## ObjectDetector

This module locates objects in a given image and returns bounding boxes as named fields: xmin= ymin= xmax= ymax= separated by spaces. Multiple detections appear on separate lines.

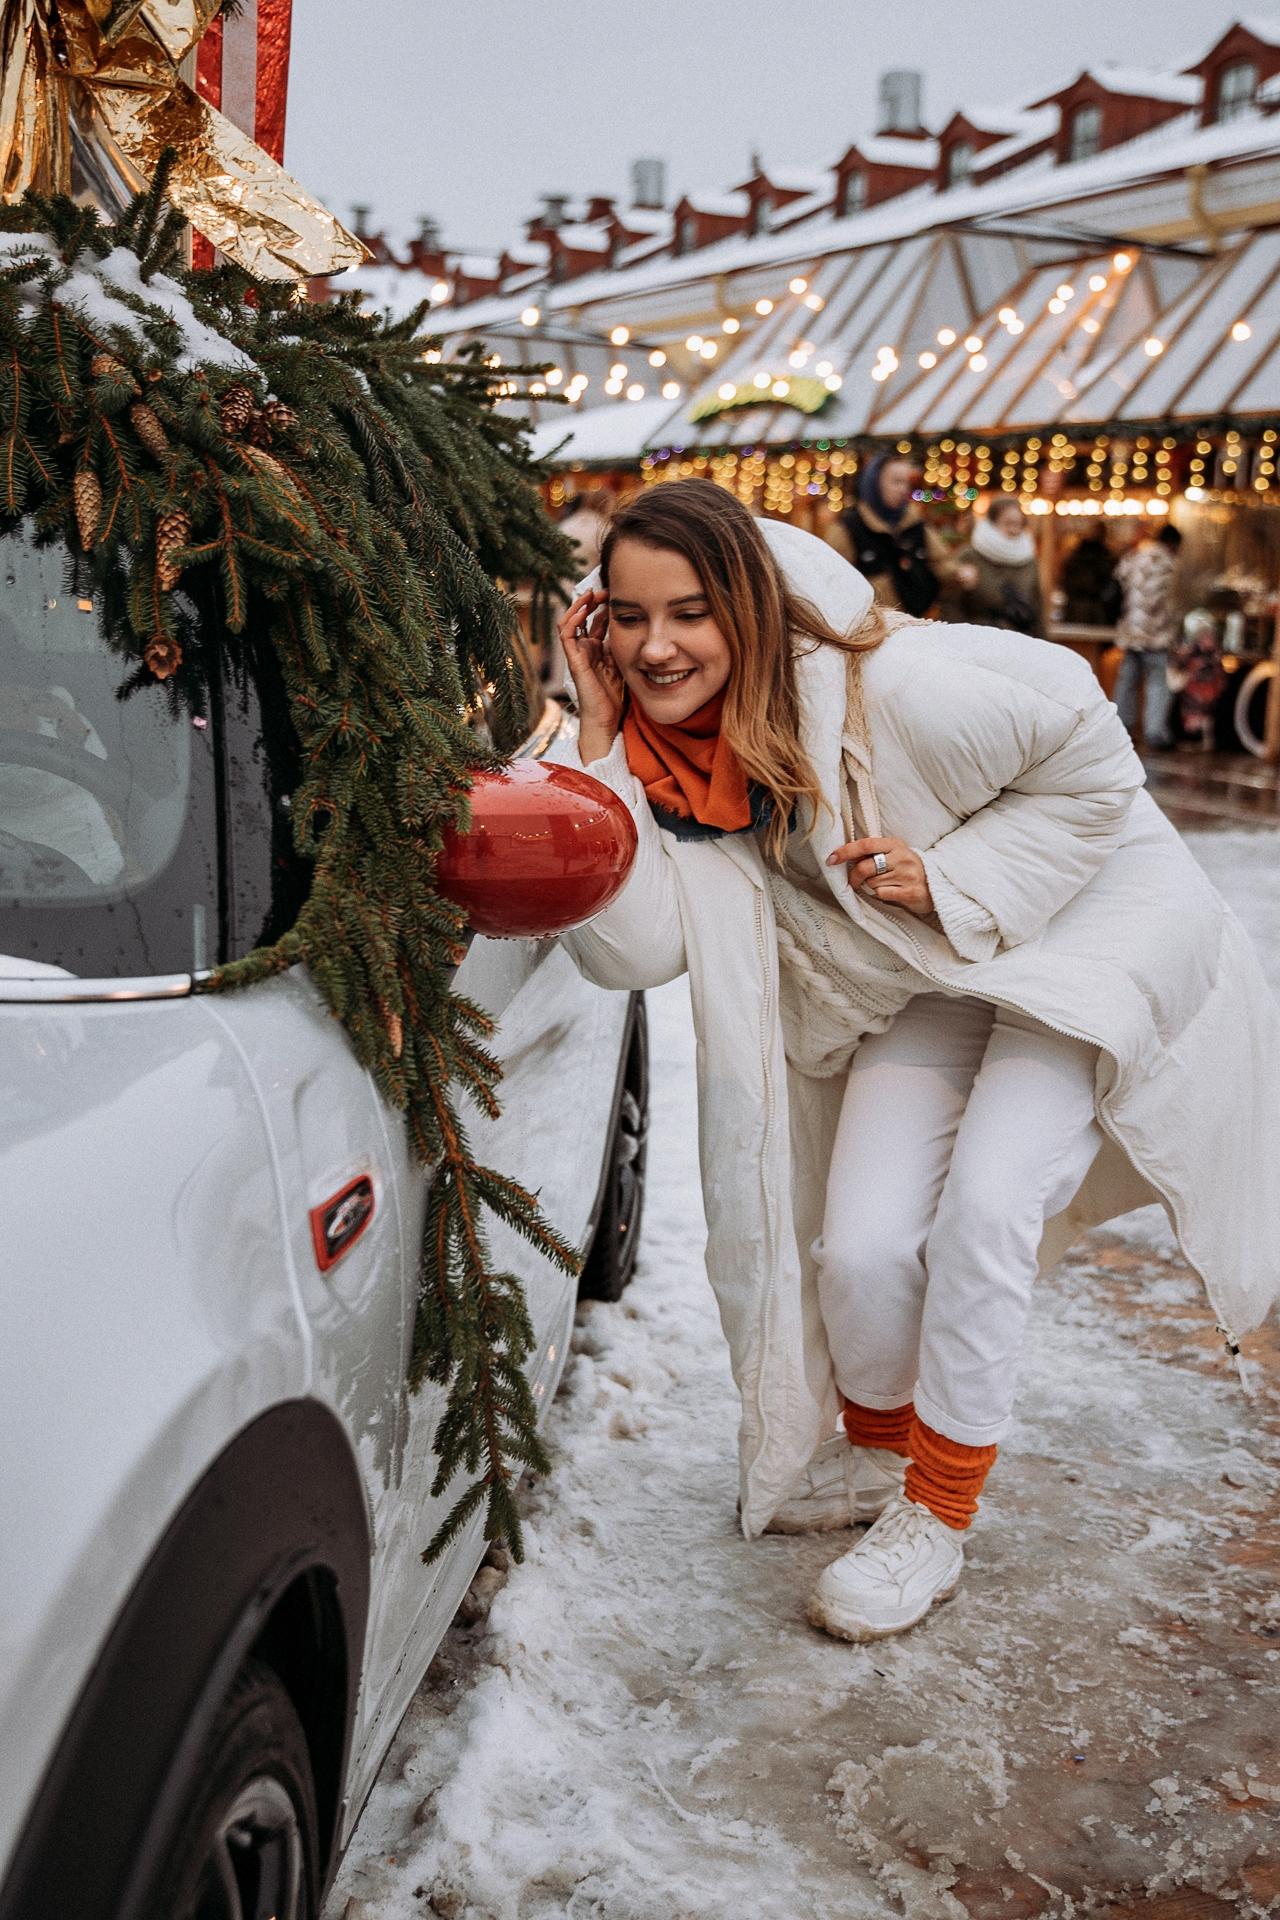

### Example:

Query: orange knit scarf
xmin=621 ymin=689 xmax=753 ymax=832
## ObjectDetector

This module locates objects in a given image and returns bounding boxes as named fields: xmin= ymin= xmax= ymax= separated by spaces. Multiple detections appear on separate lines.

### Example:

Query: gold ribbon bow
xmin=0 ymin=0 xmax=365 ymax=280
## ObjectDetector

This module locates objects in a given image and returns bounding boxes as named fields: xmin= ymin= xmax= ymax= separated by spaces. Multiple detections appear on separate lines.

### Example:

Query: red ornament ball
xmin=436 ymin=759 xmax=638 ymax=939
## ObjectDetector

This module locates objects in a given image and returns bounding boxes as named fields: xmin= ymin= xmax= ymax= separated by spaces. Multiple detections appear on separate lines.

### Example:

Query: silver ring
xmin=872 ymin=852 xmax=890 ymax=877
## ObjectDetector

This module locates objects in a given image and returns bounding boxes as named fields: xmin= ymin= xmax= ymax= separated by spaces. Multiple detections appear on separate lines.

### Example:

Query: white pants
xmin=815 ymin=993 xmax=1102 ymax=1448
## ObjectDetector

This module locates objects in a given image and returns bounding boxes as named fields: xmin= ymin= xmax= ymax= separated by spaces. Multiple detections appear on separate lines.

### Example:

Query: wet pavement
xmin=1142 ymin=751 xmax=1280 ymax=834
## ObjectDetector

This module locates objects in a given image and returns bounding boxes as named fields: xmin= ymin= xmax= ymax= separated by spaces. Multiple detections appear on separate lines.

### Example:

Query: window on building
xmin=1068 ymin=102 xmax=1103 ymax=163
xmin=946 ymin=141 xmax=975 ymax=189
xmin=839 ymin=170 xmax=867 ymax=216
xmin=1215 ymin=59 xmax=1259 ymax=122
xmin=675 ymin=213 xmax=698 ymax=255
xmin=748 ymin=194 xmax=771 ymax=237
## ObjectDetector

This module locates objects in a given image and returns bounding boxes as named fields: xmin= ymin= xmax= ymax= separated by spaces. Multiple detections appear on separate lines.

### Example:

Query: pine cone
xmin=73 ymin=467 xmax=103 ymax=548
xmin=155 ymin=508 xmax=192 ymax=592
xmin=130 ymin=401 xmax=169 ymax=459
xmin=262 ymin=398 xmax=298 ymax=435
xmin=89 ymin=351 xmax=135 ymax=389
xmin=243 ymin=443 xmax=302 ymax=498
xmin=218 ymin=382 xmax=257 ymax=434
xmin=144 ymin=635 xmax=183 ymax=680
xmin=246 ymin=408 xmax=275 ymax=449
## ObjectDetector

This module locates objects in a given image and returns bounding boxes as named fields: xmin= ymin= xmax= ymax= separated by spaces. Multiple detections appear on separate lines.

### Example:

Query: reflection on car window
xmin=0 ymin=525 xmax=221 ymax=977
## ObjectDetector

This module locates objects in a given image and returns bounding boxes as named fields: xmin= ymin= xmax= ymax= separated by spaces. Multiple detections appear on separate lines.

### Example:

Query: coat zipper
xmin=744 ymin=886 xmax=784 ymax=1522
xmin=846 ymin=764 xmax=1251 ymax=1384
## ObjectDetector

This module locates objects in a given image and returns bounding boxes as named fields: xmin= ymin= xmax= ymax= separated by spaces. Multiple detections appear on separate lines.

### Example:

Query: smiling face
xmin=605 ymin=538 xmax=734 ymax=723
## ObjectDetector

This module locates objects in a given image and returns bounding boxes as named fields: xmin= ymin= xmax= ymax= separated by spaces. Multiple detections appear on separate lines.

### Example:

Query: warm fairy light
xmin=609 ymin=361 xmax=628 ymax=379
xmin=430 ymin=278 xmax=452 ymax=304
xmin=604 ymin=376 xmax=623 ymax=395
xmin=662 ymin=380 xmax=681 ymax=398
xmin=969 ymin=353 xmax=988 ymax=372
xmin=755 ymin=298 xmax=774 ymax=315
xmin=753 ymin=370 xmax=771 ymax=388
xmin=1113 ymin=251 xmax=1133 ymax=271
xmin=699 ymin=339 xmax=718 ymax=359
xmin=1048 ymin=297 xmax=1066 ymax=314
xmin=1232 ymin=321 xmax=1253 ymax=341
xmin=771 ymin=378 xmax=791 ymax=398
xmin=1089 ymin=273 xmax=1108 ymax=292
xmin=919 ymin=350 xmax=938 ymax=368
xmin=529 ymin=381 xmax=546 ymax=396
xmin=686 ymin=334 xmax=703 ymax=352
xmin=649 ymin=349 xmax=667 ymax=367
xmin=1185 ymin=485 xmax=1207 ymax=501
xmin=789 ymin=276 xmax=808 ymax=294
xmin=1144 ymin=336 xmax=1165 ymax=357
xmin=626 ymin=383 xmax=645 ymax=400
xmin=520 ymin=305 xmax=540 ymax=327
xmin=718 ymin=382 xmax=736 ymax=400
xmin=722 ymin=316 xmax=741 ymax=333
xmin=610 ymin=325 xmax=630 ymax=345
xmin=824 ymin=372 xmax=843 ymax=390
xmin=423 ymin=348 xmax=443 ymax=364
xmin=788 ymin=349 xmax=807 ymax=368
xmin=1056 ymin=284 xmax=1075 ymax=301
xmin=871 ymin=364 xmax=893 ymax=383
xmin=804 ymin=292 xmax=825 ymax=310
xmin=545 ymin=366 xmax=563 ymax=385
xmin=1081 ymin=317 xmax=1101 ymax=334
xmin=963 ymin=334 xmax=982 ymax=354
xmin=998 ymin=307 xmax=1016 ymax=324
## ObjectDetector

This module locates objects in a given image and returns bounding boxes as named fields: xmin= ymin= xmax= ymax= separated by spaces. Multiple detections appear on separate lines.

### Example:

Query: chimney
xmin=539 ymin=193 xmax=572 ymax=230
xmin=877 ymin=70 xmax=925 ymax=135
xmin=630 ymin=156 xmax=667 ymax=209
xmin=414 ymin=214 xmax=443 ymax=251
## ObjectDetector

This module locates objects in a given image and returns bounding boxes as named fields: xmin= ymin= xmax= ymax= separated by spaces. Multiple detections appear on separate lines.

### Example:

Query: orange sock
xmin=842 ymin=1399 xmax=914 ymax=1456
xmin=905 ymin=1417 xmax=997 ymax=1531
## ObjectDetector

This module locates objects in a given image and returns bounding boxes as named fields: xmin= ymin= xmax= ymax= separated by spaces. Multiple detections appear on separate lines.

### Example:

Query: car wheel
xmin=579 ymin=997 xmax=649 ymax=1303
xmin=139 ymin=1658 xmax=319 ymax=1920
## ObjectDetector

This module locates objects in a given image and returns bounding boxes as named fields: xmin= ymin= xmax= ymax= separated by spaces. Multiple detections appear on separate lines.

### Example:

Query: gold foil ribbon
xmin=0 ymin=0 xmax=365 ymax=280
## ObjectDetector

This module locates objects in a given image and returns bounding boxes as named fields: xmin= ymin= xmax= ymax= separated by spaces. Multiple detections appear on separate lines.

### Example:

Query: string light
xmin=1088 ymin=273 xmax=1108 ymax=292
xmin=610 ymin=325 xmax=630 ymax=345
xmin=649 ymin=349 xmax=667 ymax=367
xmin=1144 ymin=337 xmax=1165 ymax=357
xmin=969 ymin=353 xmax=988 ymax=371
xmin=919 ymin=350 xmax=938 ymax=368
xmin=755 ymin=298 xmax=774 ymax=315
xmin=626 ymin=382 xmax=645 ymax=401
xmin=722 ymin=316 xmax=741 ymax=333
xmin=609 ymin=360 xmax=628 ymax=379
xmin=520 ymin=305 xmax=540 ymax=327
xmin=1113 ymin=251 xmax=1133 ymax=271
xmin=1232 ymin=321 xmax=1253 ymax=341
xmin=699 ymin=339 xmax=719 ymax=359
xmin=964 ymin=334 xmax=983 ymax=353
xmin=545 ymin=366 xmax=563 ymax=385
xmin=661 ymin=380 xmax=681 ymax=398
xmin=789 ymin=276 xmax=808 ymax=294
xmin=937 ymin=327 xmax=957 ymax=346
xmin=686 ymin=334 xmax=703 ymax=352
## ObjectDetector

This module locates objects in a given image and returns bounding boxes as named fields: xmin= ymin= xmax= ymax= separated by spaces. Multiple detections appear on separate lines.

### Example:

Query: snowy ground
xmin=328 ymin=833 xmax=1280 ymax=1920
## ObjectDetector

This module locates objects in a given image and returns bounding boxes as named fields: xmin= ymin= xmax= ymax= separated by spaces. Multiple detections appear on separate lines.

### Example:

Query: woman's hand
xmin=560 ymin=589 xmax=625 ymax=766
xmin=828 ymin=836 xmax=934 ymax=917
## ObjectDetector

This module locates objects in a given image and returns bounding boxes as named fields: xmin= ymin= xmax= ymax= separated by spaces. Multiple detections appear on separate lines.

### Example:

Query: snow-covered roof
xmin=851 ymin=135 xmax=940 ymax=170
xmin=761 ymin=167 xmax=832 ymax=195
xmin=330 ymin=261 xmax=447 ymax=324
xmin=616 ymin=206 xmax=670 ymax=234
xmin=1240 ymin=13 xmax=1280 ymax=50
xmin=972 ymin=108 xmax=1060 ymax=173
xmin=679 ymin=190 xmax=751 ymax=218
xmin=529 ymin=393 xmax=677 ymax=466
xmin=1090 ymin=65 xmax=1203 ymax=106
xmin=770 ymin=188 xmax=836 ymax=232
xmin=453 ymin=254 xmax=501 ymax=278
xmin=957 ymin=104 xmax=1049 ymax=138
xmin=504 ymin=241 xmax=551 ymax=267
xmin=554 ymin=225 xmax=612 ymax=254
xmin=438 ymin=114 xmax=1279 ymax=337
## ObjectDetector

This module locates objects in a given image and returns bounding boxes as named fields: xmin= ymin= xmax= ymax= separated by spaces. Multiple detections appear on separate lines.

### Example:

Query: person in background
xmin=1113 ymin=523 xmax=1184 ymax=752
xmin=824 ymin=453 xmax=941 ymax=616
xmin=547 ymin=488 xmax=614 ymax=691
xmin=1172 ymin=604 xmax=1228 ymax=753
xmin=559 ymin=487 xmax=612 ymax=578
xmin=938 ymin=498 xmax=1044 ymax=636
xmin=1059 ymin=523 xmax=1120 ymax=627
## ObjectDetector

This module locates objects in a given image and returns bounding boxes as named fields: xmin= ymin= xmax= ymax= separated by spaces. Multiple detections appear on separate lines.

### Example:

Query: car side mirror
xmin=435 ymin=760 xmax=637 ymax=939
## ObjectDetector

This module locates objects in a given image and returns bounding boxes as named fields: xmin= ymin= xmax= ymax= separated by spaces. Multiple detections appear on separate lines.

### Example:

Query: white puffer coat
xmin=559 ymin=521 xmax=1280 ymax=1536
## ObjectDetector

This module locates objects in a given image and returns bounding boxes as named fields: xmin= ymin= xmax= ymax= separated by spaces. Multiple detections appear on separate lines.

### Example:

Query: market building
xmin=338 ymin=19 xmax=1280 ymax=756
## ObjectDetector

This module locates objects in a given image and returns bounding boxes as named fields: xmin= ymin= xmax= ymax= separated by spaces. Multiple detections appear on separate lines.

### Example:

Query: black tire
xmin=137 ymin=1658 xmax=320 ymax=1920
xmin=579 ymin=997 xmax=649 ymax=1302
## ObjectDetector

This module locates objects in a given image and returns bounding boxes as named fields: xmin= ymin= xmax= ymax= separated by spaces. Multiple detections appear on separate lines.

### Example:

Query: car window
xmin=220 ymin=639 xmax=310 ymax=960
xmin=0 ymin=525 xmax=221 ymax=977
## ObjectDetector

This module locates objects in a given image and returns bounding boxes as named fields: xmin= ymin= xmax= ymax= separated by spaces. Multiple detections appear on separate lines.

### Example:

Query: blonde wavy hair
xmin=599 ymin=479 xmax=889 ymax=860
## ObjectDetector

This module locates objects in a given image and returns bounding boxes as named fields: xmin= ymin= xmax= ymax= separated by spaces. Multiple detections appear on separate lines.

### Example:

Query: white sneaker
xmin=806 ymin=1493 xmax=964 ymax=1642
xmin=764 ymin=1436 xmax=906 ymax=1534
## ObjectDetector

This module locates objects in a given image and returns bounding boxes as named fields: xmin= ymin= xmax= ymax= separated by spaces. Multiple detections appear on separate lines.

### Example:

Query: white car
xmin=0 ymin=523 xmax=647 ymax=1920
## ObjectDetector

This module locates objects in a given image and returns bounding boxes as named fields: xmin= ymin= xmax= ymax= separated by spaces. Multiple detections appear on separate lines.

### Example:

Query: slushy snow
xmin=328 ymin=832 xmax=1280 ymax=1920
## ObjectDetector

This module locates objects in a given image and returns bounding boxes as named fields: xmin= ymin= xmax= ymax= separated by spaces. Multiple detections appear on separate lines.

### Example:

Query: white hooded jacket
xmin=557 ymin=521 xmax=1280 ymax=1535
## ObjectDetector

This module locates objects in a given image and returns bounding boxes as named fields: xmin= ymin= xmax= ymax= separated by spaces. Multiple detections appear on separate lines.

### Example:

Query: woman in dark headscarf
xmin=824 ymin=453 xmax=943 ymax=616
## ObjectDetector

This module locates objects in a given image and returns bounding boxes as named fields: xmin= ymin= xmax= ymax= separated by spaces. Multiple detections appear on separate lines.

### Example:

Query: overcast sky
xmin=287 ymin=1 xmax=1278 ymax=254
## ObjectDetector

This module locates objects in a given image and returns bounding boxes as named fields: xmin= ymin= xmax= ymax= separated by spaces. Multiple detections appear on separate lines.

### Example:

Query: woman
xmin=824 ymin=452 xmax=941 ymax=615
xmin=940 ymin=497 xmax=1044 ymax=635
xmin=554 ymin=480 xmax=1279 ymax=1645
